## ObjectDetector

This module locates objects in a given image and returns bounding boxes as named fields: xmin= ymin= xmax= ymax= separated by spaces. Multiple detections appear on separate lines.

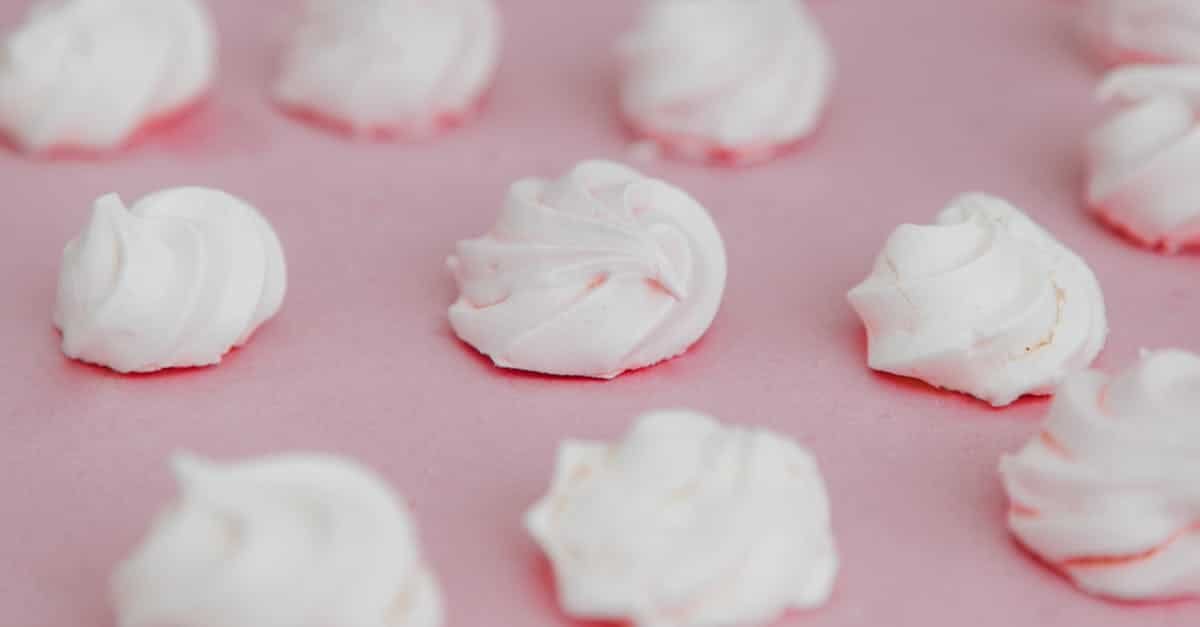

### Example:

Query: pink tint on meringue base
xmin=276 ymin=91 xmax=491 ymax=142
xmin=1089 ymin=202 xmax=1200 ymax=254
xmin=1 ymin=2 xmax=1199 ymax=627
xmin=0 ymin=94 xmax=211 ymax=159
xmin=622 ymin=113 xmax=829 ymax=167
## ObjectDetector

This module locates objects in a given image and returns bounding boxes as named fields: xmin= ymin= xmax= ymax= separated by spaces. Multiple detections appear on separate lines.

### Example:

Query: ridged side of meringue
xmin=1086 ymin=65 xmax=1200 ymax=252
xmin=113 ymin=453 xmax=443 ymax=627
xmin=619 ymin=0 xmax=834 ymax=164
xmin=526 ymin=409 xmax=838 ymax=627
xmin=0 ymin=0 xmax=215 ymax=152
xmin=1000 ymin=350 xmax=1200 ymax=601
xmin=54 ymin=187 xmax=286 ymax=373
xmin=447 ymin=160 xmax=727 ymax=379
xmin=847 ymin=193 xmax=1108 ymax=407
xmin=275 ymin=0 xmax=501 ymax=136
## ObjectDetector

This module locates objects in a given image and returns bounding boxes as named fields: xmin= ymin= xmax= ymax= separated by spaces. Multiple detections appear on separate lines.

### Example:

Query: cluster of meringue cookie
xmin=114 ymin=409 xmax=838 ymax=627
xmin=0 ymin=0 xmax=834 ymax=165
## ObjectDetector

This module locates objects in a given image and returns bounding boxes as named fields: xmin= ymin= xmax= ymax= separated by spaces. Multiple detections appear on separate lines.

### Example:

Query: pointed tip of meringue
xmin=170 ymin=452 xmax=215 ymax=483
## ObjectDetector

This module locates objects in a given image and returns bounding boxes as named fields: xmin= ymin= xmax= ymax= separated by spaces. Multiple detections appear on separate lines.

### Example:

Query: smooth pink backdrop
xmin=1 ymin=1 xmax=1197 ymax=625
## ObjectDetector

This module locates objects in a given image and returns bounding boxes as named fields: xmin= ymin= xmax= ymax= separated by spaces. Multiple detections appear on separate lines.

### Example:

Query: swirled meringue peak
xmin=1082 ymin=0 xmax=1200 ymax=66
xmin=275 ymin=0 xmax=500 ymax=138
xmin=1086 ymin=65 xmax=1200 ymax=252
xmin=0 ymin=0 xmax=215 ymax=153
xmin=113 ymin=453 xmax=444 ymax=627
xmin=526 ymin=409 xmax=838 ymax=627
xmin=447 ymin=160 xmax=727 ymax=379
xmin=54 ymin=188 xmax=286 ymax=373
xmin=847 ymin=194 xmax=1108 ymax=407
xmin=618 ymin=0 xmax=834 ymax=166
xmin=1000 ymin=349 xmax=1200 ymax=601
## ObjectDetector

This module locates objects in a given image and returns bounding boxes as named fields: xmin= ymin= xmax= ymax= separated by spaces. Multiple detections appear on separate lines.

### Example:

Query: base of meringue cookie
xmin=0 ymin=0 xmax=216 ymax=154
xmin=277 ymin=92 xmax=489 ymax=142
xmin=623 ymin=117 xmax=821 ymax=168
xmin=274 ymin=0 xmax=501 ymax=141
xmin=526 ymin=409 xmax=838 ymax=627
xmin=113 ymin=453 xmax=444 ymax=627
xmin=54 ymin=187 xmax=287 ymax=374
xmin=847 ymin=193 xmax=1108 ymax=407
xmin=1000 ymin=349 xmax=1200 ymax=602
xmin=447 ymin=160 xmax=727 ymax=380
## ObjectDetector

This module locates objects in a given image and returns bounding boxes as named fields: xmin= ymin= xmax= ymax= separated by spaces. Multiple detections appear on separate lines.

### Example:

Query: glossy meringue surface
xmin=275 ymin=0 xmax=500 ymax=136
xmin=526 ymin=409 xmax=838 ymax=627
xmin=113 ymin=453 xmax=443 ymax=627
xmin=0 ymin=0 xmax=215 ymax=152
xmin=448 ymin=160 xmax=727 ymax=379
xmin=847 ymin=194 xmax=1108 ymax=407
xmin=1083 ymin=0 xmax=1200 ymax=66
xmin=1087 ymin=65 xmax=1200 ymax=252
xmin=619 ymin=0 xmax=834 ymax=163
xmin=1001 ymin=350 xmax=1200 ymax=601
xmin=54 ymin=187 xmax=286 ymax=373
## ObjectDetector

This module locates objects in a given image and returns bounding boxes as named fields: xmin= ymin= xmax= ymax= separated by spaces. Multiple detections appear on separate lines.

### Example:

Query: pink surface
xmin=0 ymin=1 xmax=1197 ymax=626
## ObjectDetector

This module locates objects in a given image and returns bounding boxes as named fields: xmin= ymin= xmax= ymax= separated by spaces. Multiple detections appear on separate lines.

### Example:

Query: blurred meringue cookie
xmin=0 ymin=0 xmax=215 ymax=153
xmin=275 ymin=0 xmax=500 ymax=137
xmin=1082 ymin=0 xmax=1200 ymax=66
xmin=526 ymin=409 xmax=838 ymax=627
xmin=1000 ymin=349 xmax=1200 ymax=601
xmin=847 ymin=194 xmax=1108 ymax=407
xmin=54 ymin=188 xmax=286 ymax=373
xmin=447 ymin=160 xmax=727 ymax=379
xmin=114 ymin=453 xmax=443 ymax=627
xmin=1086 ymin=65 xmax=1200 ymax=252
xmin=619 ymin=0 xmax=834 ymax=165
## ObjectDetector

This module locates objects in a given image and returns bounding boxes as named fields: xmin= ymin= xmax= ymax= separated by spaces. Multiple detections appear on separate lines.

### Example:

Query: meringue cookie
xmin=275 ymin=0 xmax=500 ymax=137
xmin=1082 ymin=0 xmax=1200 ymax=66
xmin=526 ymin=409 xmax=838 ymax=627
xmin=0 ymin=0 xmax=215 ymax=153
xmin=114 ymin=453 xmax=443 ymax=627
xmin=447 ymin=160 xmax=727 ymax=379
xmin=1000 ymin=350 xmax=1200 ymax=601
xmin=1086 ymin=65 xmax=1200 ymax=252
xmin=619 ymin=0 xmax=834 ymax=165
xmin=847 ymin=194 xmax=1108 ymax=407
xmin=54 ymin=188 xmax=286 ymax=373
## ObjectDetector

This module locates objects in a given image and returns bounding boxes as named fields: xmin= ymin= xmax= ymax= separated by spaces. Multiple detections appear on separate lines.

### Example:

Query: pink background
xmin=1 ymin=0 xmax=1197 ymax=625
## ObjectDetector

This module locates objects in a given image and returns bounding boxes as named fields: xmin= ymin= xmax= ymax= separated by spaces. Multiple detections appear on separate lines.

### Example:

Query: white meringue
xmin=526 ymin=409 xmax=838 ymax=627
xmin=1086 ymin=65 xmax=1200 ymax=252
xmin=275 ymin=0 xmax=500 ymax=137
xmin=1000 ymin=349 xmax=1200 ymax=601
xmin=0 ymin=0 xmax=215 ymax=153
xmin=447 ymin=160 xmax=727 ymax=379
xmin=1082 ymin=0 xmax=1200 ymax=66
xmin=619 ymin=0 xmax=834 ymax=165
xmin=54 ymin=188 xmax=286 ymax=373
xmin=847 ymin=194 xmax=1108 ymax=407
xmin=114 ymin=453 xmax=443 ymax=627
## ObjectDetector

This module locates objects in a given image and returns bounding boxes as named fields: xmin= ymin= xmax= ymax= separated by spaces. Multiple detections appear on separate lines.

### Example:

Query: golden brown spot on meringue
xmin=1039 ymin=430 xmax=1072 ymax=460
xmin=1022 ymin=284 xmax=1065 ymax=355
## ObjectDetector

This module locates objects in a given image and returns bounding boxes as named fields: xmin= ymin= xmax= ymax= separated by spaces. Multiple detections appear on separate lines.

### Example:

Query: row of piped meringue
xmin=0 ymin=0 xmax=832 ymax=164
xmin=114 ymin=410 xmax=838 ymax=627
